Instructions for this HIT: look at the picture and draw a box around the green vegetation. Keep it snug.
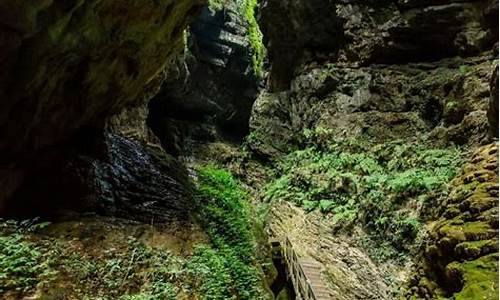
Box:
[93,239,182,300]
[43,236,184,299]
[263,136,464,256]
[0,167,267,299]
[204,0,266,78]
[0,233,55,293]
[241,0,266,78]
[0,219,259,299]
[191,165,266,299]
[449,253,499,300]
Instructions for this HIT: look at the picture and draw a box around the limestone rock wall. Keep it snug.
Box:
[260,0,498,91]
[250,0,498,159]
[249,54,497,158]
[250,0,499,298]
[148,2,261,156]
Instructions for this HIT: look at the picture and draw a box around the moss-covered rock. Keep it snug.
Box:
[454,253,499,300]
[406,143,499,299]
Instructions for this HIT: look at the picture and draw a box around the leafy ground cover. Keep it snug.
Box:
[263,136,465,259]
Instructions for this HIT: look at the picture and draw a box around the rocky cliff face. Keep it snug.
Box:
[0,0,203,217]
[250,54,497,158]
[261,0,498,91]
[148,2,261,156]
[252,0,498,158]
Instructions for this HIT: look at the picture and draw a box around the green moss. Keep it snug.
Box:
[439,221,494,243]
[438,220,494,246]
[454,253,499,300]
[462,222,495,240]
[455,240,498,259]
[242,0,266,78]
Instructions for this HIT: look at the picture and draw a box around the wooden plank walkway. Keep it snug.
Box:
[271,237,332,300]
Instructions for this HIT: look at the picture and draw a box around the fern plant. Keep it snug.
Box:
[262,138,464,256]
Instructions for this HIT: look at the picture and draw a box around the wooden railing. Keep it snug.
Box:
[271,237,321,300]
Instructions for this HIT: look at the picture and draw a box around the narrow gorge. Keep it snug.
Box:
[0,0,498,299]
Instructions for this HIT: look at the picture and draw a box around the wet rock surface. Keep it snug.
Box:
[2,129,192,224]
[84,132,192,224]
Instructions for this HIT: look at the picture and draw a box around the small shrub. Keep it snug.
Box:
[207,0,228,11]
[187,246,262,300]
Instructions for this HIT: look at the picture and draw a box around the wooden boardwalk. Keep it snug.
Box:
[271,237,332,300]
